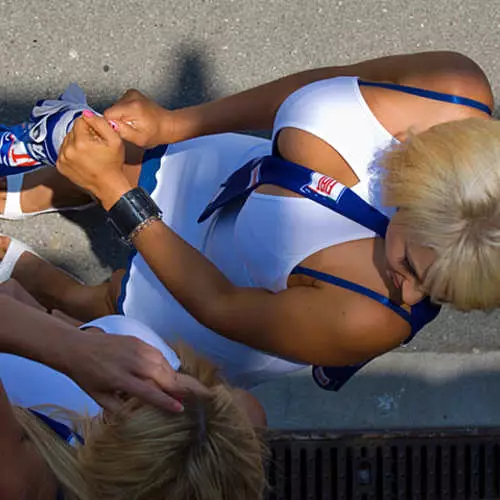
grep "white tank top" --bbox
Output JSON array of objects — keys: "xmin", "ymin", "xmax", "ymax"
[
  {"xmin": 231, "ymin": 76, "xmax": 398, "ymax": 292},
  {"xmin": 122, "ymin": 76, "xmax": 400, "ymax": 386}
]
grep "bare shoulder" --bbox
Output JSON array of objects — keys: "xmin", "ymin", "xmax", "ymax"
[
  {"xmin": 275, "ymin": 280, "xmax": 412, "ymax": 366},
  {"xmin": 226, "ymin": 272, "xmax": 414, "ymax": 367},
  {"xmin": 328, "ymin": 289, "xmax": 412, "ymax": 363},
  {"xmin": 397, "ymin": 51, "xmax": 494, "ymax": 109},
  {"xmin": 275, "ymin": 52, "xmax": 494, "ymax": 181}
]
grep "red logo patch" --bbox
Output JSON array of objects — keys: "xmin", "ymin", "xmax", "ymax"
[{"xmin": 308, "ymin": 173, "xmax": 345, "ymax": 201}]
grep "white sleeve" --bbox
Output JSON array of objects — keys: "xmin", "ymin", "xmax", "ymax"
[{"xmin": 0, "ymin": 316, "xmax": 181, "ymax": 416}]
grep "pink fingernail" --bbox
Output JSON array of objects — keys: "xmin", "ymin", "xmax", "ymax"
[
  {"xmin": 82, "ymin": 109, "xmax": 94, "ymax": 118},
  {"xmin": 108, "ymin": 119, "xmax": 119, "ymax": 131},
  {"xmin": 174, "ymin": 401, "xmax": 184, "ymax": 413}
]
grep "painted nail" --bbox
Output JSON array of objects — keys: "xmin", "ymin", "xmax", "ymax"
[
  {"xmin": 108, "ymin": 119, "xmax": 119, "ymax": 131},
  {"xmin": 174, "ymin": 401, "xmax": 184, "ymax": 413},
  {"xmin": 82, "ymin": 109, "xmax": 94, "ymax": 118}
]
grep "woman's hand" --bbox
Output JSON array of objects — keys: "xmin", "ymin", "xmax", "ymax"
[
  {"xmin": 65, "ymin": 328, "xmax": 209, "ymax": 413},
  {"xmin": 56, "ymin": 112, "xmax": 132, "ymax": 210},
  {"xmin": 104, "ymin": 89, "xmax": 173, "ymax": 148}
]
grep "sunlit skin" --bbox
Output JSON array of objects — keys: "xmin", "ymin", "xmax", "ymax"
[
  {"xmin": 0, "ymin": 382, "xmax": 58, "ymax": 500},
  {"xmin": 384, "ymin": 212, "xmax": 438, "ymax": 306},
  {"xmin": 0, "ymin": 51, "xmax": 493, "ymax": 384}
]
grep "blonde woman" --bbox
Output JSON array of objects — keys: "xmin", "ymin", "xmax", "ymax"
[
  {"xmin": 0, "ymin": 50, "xmax": 498, "ymax": 391},
  {"xmin": 0, "ymin": 280, "xmax": 266, "ymax": 500}
]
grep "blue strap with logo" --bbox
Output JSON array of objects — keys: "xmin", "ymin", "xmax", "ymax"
[
  {"xmin": 199, "ymin": 155, "xmax": 390, "ymax": 236},
  {"xmin": 199, "ymin": 154, "xmax": 440, "ymax": 391}
]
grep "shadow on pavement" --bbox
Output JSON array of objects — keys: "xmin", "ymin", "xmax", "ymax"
[{"xmin": 0, "ymin": 42, "xmax": 221, "ymax": 274}]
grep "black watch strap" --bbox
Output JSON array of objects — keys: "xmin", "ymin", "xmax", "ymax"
[{"xmin": 107, "ymin": 187, "xmax": 162, "ymax": 242}]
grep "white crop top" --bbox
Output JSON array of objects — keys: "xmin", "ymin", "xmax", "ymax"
[
  {"xmin": 233, "ymin": 76, "xmax": 398, "ymax": 292},
  {"xmin": 0, "ymin": 315, "xmax": 180, "ymax": 416}
]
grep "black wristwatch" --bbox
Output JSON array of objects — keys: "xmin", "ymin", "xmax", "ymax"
[{"xmin": 107, "ymin": 187, "xmax": 162, "ymax": 243}]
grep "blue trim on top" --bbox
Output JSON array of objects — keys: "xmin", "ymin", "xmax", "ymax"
[
  {"xmin": 116, "ymin": 145, "xmax": 168, "ymax": 314},
  {"xmin": 29, "ymin": 409, "xmax": 84, "ymax": 445},
  {"xmin": 292, "ymin": 265, "xmax": 412, "ymax": 324},
  {"xmin": 30, "ymin": 409, "xmax": 84, "ymax": 499},
  {"xmin": 358, "ymin": 79, "xmax": 492, "ymax": 115},
  {"xmin": 198, "ymin": 154, "xmax": 440, "ymax": 338}
]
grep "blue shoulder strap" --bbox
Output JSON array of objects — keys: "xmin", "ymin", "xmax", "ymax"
[
  {"xmin": 358, "ymin": 79, "xmax": 492, "ymax": 115},
  {"xmin": 29, "ymin": 409, "xmax": 84, "ymax": 446},
  {"xmin": 199, "ymin": 154, "xmax": 441, "ymax": 328},
  {"xmin": 199, "ymin": 154, "xmax": 440, "ymax": 391},
  {"xmin": 29, "ymin": 410, "xmax": 85, "ymax": 500},
  {"xmin": 291, "ymin": 265, "xmax": 411, "ymax": 324},
  {"xmin": 199, "ymin": 155, "xmax": 390, "ymax": 237}
]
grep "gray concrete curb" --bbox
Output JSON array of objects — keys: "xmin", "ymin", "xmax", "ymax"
[{"xmin": 252, "ymin": 351, "xmax": 500, "ymax": 430}]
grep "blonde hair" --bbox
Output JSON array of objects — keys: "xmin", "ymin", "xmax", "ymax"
[
  {"xmin": 13, "ymin": 407, "xmax": 88, "ymax": 500},
  {"xmin": 383, "ymin": 117, "xmax": 500, "ymax": 311},
  {"xmin": 15, "ymin": 345, "xmax": 267, "ymax": 500}
]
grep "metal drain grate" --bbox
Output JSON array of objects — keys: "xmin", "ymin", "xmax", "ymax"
[{"xmin": 266, "ymin": 429, "xmax": 500, "ymax": 500}]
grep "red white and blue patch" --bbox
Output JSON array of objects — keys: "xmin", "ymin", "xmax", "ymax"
[{"xmin": 307, "ymin": 172, "xmax": 346, "ymax": 201}]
